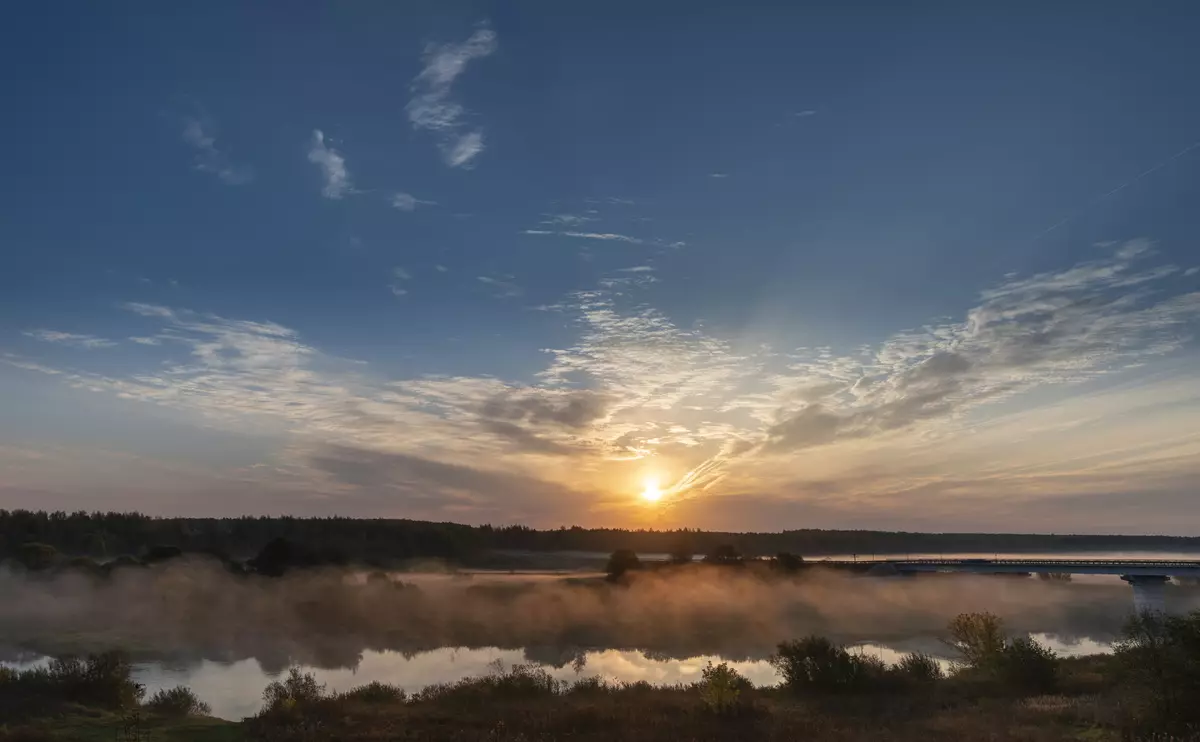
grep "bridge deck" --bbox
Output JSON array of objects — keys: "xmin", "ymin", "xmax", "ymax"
[{"xmin": 812, "ymin": 558, "xmax": 1200, "ymax": 577}]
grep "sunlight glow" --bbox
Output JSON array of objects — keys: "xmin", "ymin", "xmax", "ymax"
[{"xmin": 641, "ymin": 477, "xmax": 663, "ymax": 503}]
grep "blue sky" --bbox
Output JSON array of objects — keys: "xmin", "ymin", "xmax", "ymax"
[{"xmin": 3, "ymin": 3, "xmax": 1200, "ymax": 532}]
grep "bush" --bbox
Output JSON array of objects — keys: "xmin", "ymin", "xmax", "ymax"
[
  {"xmin": 0, "ymin": 652, "xmax": 144, "ymax": 719},
  {"xmin": 894, "ymin": 652, "xmax": 944, "ymax": 683},
  {"xmin": 145, "ymin": 686, "xmax": 211, "ymax": 717},
  {"xmin": 262, "ymin": 668, "xmax": 326, "ymax": 713},
  {"xmin": 705, "ymin": 544, "xmax": 742, "ymax": 565},
  {"xmin": 1112, "ymin": 610, "xmax": 1200, "ymax": 732},
  {"xmin": 15, "ymin": 543, "xmax": 59, "ymax": 571},
  {"xmin": 698, "ymin": 662, "xmax": 750, "ymax": 715},
  {"xmin": 946, "ymin": 612, "xmax": 1006, "ymax": 672},
  {"xmin": 337, "ymin": 681, "xmax": 406, "ymax": 704},
  {"xmin": 605, "ymin": 549, "xmax": 641, "ymax": 579},
  {"xmin": 770, "ymin": 637, "xmax": 888, "ymax": 694},
  {"xmin": 998, "ymin": 636, "xmax": 1058, "ymax": 694}
]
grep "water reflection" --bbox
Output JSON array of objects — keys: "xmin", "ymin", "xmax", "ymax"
[{"xmin": 1, "ymin": 632, "xmax": 1121, "ymax": 722}]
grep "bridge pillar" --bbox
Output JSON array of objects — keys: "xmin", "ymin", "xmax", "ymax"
[{"xmin": 1121, "ymin": 575, "xmax": 1169, "ymax": 614}]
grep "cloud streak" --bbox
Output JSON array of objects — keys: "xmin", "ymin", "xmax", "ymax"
[
  {"xmin": 407, "ymin": 28, "xmax": 497, "ymax": 168},
  {"xmin": 23, "ymin": 330, "xmax": 117, "ymax": 349}
]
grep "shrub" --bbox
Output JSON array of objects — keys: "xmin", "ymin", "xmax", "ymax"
[
  {"xmin": 894, "ymin": 652, "xmax": 944, "ymax": 683},
  {"xmin": 770, "ymin": 637, "xmax": 888, "ymax": 694},
  {"xmin": 0, "ymin": 652, "xmax": 144, "ymax": 718},
  {"xmin": 698, "ymin": 662, "xmax": 750, "ymax": 714},
  {"xmin": 337, "ymin": 681, "xmax": 406, "ymax": 704},
  {"xmin": 947, "ymin": 612, "xmax": 1006, "ymax": 672},
  {"xmin": 262, "ymin": 668, "xmax": 326, "ymax": 713},
  {"xmin": 705, "ymin": 544, "xmax": 742, "ymax": 565},
  {"xmin": 998, "ymin": 636, "xmax": 1058, "ymax": 694},
  {"xmin": 605, "ymin": 549, "xmax": 641, "ymax": 579},
  {"xmin": 145, "ymin": 686, "xmax": 211, "ymax": 716},
  {"xmin": 16, "ymin": 543, "xmax": 59, "ymax": 571},
  {"xmin": 1112, "ymin": 610, "xmax": 1200, "ymax": 732}
]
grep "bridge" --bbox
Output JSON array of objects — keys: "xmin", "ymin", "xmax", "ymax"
[{"xmin": 816, "ymin": 558, "xmax": 1200, "ymax": 613}]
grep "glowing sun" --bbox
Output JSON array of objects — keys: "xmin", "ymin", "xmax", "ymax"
[{"xmin": 641, "ymin": 477, "xmax": 663, "ymax": 503}]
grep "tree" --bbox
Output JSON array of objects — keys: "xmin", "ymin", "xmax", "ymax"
[
  {"xmin": 668, "ymin": 538, "xmax": 694, "ymax": 564},
  {"xmin": 773, "ymin": 552, "xmax": 804, "ymax": 571},
  {"xmin": 705, "ymin": 544, "xmax": 742, "ymax": 565},
  {"xmin": 16, "ymin": 542, "xmax": 59, "ymax": 571},
  {"xmin": 605, "ymin": 549, "xmax": 641, "ymax": 579},
  {"xmin": 946, "ymin": 612, "xmax": 1006, "ymax": 671}
]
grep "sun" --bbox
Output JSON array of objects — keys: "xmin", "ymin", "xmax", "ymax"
[{"xmin": 641, "ymin": 476, "xmax": 663, "ymax": 503}]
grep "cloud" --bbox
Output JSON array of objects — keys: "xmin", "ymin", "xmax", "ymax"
[
  {"xmin": 407, "ymin": 28, "xmax": 497, "ymax": 168},
  {"xmin": 540, "ymin": 214, "xmax": 597, "ymax": 227},
  {"xmin": 795, "ymin": 109, "xmax": 817, "ymax": 117},
  {"xmin": 522, "ymin": 230, "xmax": 678, "ymax": 247},
  {"xmin": 181, "ymin": 117, "xmax": 253, "ymax": 185},
  {"xmin": 435, "ymin": 265, "xmax": 449, "ymax": 273},
  {"xmin": 618, "ymin": 266, "xmax": 654, "ymax": 273},
  {"xmin": 764, "ymin": 239, "xmax": 1197, "ymax": 453},
  {"xmin": 393, "ymin": 267, "xmax": 412, "ymax": 281},
  {"xmin": 1186, "ymin": 267, "xmax": 1199, "ymax": 277},
  {"xmin": 390, "ymin": 191, "xmax": 434, "ymax": 211},
  {"xmin": 23, "ymin": 330, "xmax": 116, "ymax": 349},
  {"xmin": 709, "ymin": 173, "xmax": 729, "ymax": 179},
  {"xmin": 477, "ymin": 275, "xmax": 523, "ymax": 299},
  {"xmin": 389, "ymin": 286, "xmax": 409, "ymax": 297},
  {"xmin": 307, "ymin": 129, "xmax": 351, "ymax": 199},
  {"xmin": 12, "ymin": 238, "xmax": 1200, "ymax": 524},
  {"xmin": 129, "ymin": 336, "xmax": 162, "ymax": 346}
]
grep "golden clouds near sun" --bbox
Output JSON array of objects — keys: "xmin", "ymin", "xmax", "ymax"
[{"xmin": 641, "ymin": 476, "xmax": 663, "ymax": 503}]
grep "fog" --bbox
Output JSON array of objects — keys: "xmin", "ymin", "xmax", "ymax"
[{"xmin": 3, "ymin": 560, "xmax": 1196, "ymax": 673}]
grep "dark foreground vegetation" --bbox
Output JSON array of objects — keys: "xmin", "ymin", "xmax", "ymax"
[
  {"xmin": 5, "ymin": 509, "xmax": 1200, "ymax": 569},
  {"xmin": 4, "ymin": 611, "xmax": 1200, "ymax": 742}
]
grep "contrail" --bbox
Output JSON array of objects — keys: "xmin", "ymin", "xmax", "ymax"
[{"xmin": 1030, "ymin": 138, "xmax": 1200, "ymax": 242}]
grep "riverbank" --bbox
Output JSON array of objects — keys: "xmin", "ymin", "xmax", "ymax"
[{"xmin": 5, "ymin": 609, "xmax": 1199, "ymax": 741}]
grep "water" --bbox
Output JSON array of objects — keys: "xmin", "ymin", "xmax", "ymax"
[
  {"xmin": 4, "ymin": 549, "xmax": 1197, "ymax": 720},
  {"xmin": 2, "ymin": 633, "xmax": 1115, "ymax": 721}
]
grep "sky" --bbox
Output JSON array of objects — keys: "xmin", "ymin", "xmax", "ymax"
[{"xmin": 3, "ymin": 3, "xmax": 1200, "ymax": 534}]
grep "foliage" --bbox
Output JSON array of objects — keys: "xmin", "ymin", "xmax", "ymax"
[
  {"xmin": 698, "ymin": 662, "xmax": 749, "ymax": 714},
  {"xmin": 668, "ymin": 537, "xmax": 694, "ymax": 564},
  {"xmin": 15, "ymin": 542, "xmax": 59, "ymax": 571},
  {"xmin": 998, "ymin": 636, "xmax": 1058, "ymax": 694},
  {"xmin": 0, "ymin": 652, "xmax": 144, "ymax": 721},
  {"xmin": 772, "ymin": 552, "xmax": 804, "ymax": 571},
  {"xmin": 946, "ymin": 612, "xmax": 1058, "ymax": 694},
  {"xmin": 895, "ymin": 652, "xmax": 944, "ymax": 683},
  {"xmin": 6, "ymin": 508, "xmax": 1200, "ymax": 567},
  {"xmin": 261, "ymin": 668, "xmax": 326, "ymax": 712},
  {"xmin": 947, "ymin": 612, "xmax": 1007, "ymax": 671},
  {"xmin": 1111, "ymin": 610, "xmax": 1200, "ymax": 733},
  {"xmin": 770, "ymin": 637, "xmax": 888, "ymax": 693},
  {"xmin": 337, "ymin": 681, "xmax": 406, "ymax": 704},
  {"xmin": 705, "ymin": 544, "xmax": 742, "ymax": 565},
  {"xmin": 145, "ymin": 685, "xmax": 212, "ymax": 717},
  {"xmin": 605, "ymin": 549, "xmax": 642, "ymax": 578}
]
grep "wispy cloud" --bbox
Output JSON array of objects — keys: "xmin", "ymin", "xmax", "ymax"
[
  {"xmin": 128, "ymin": 336, "xmax": 162, "ymax": 346},
  {"xmin": 795, "ymin": 109, "xmax": 817, "ymax": 118},
  {"xmin": 181, "ymin": 117, "xmax": 253, "ymax": 185},
  {"xmin": 307, "ymin": 129, "xmax": 351, "ymax": 199},
  {"xmin": 618, "ymin": 266, "xmax": 655, "ymax": 273},
  {"xmin": 435, "ymin": 265, "xmax": 449, "ymax": 273},
  {"xmin": 477, "ymin": 275, "xmax": 523, "ymax": 299},
  {"xmin": 522, "ymin": 230, "xmax": 653, "ymax": 246},
  {"xmin": 407, "ymin": 28, "xmax": 497, "ymax": 168},
  {"xmin": 1185, "ymin": 267, "xmax": 1199, "ymax": 277},
  {"xmin": 23, "ymin": 330, "xmax": 116, "ymax": 349},
  {"xmin": 709, "ymin": 172, "xmax": 729, "ymax": 179},
  {"xmin": 540, "ymin": 214, "xmax": 597, "ymax": 227},
  {"xmin": 393, "ymin": 267, "xmax": 412, "ymax": 281},
  {"xmin": 390, "ymin": 191, "xmax": 435, "ymax": 212},
  {"xmin": 12, "ymin": 239, "xmax": 1200, "ymax": 526}
]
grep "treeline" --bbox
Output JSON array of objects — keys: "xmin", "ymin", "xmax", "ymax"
[{"xmin": 2, "ymin": 509, "xmax": 1198, "ymax": 567}]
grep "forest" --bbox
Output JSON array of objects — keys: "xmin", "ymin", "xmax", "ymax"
[{"xmin": 3, "ymin": 509, "xmax": 1199, "ymax": 567}]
